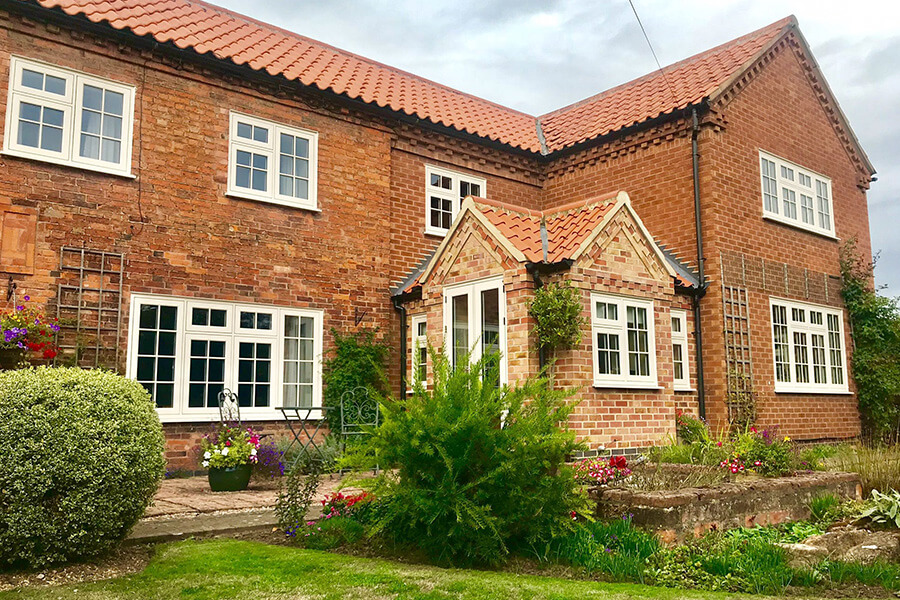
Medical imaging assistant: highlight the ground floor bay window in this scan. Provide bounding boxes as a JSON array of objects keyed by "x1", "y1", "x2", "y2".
[
  {"x1": 127, "y1": 294, "x2": 323, "y2": 421},
  {"x1": 769, "y1": 297, "x2": 849, "y2": 394},
  {"x1": 443, "y1": 277, "x2": 507, "y2": 385}
]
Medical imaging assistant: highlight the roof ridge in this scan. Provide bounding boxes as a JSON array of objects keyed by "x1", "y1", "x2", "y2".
[
  {"x1": 544, "y1": 192, "x2": 622, "y2": 218},
  {"x1": 170, "y1": 0, "x2": 538, "y2": 119},
  {"x1": 538, "y1": 15, "x2": 795, "y2": 120}
]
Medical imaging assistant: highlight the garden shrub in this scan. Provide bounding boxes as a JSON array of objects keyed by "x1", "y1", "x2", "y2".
[
  {"x1": 529, "y1": 281, "x2": 585, "y2": 353},
  {"x1": 276, "y1": 433, "x2": 342, "y2": 474},
  {"x1": 0, "y1": 367, "x2": 165, "y2": 568},
  {"x1": 292, "y1": 516, "x2": 365, "y2": 550},
  {"x1": 352, "y1": 351, "x2": 588, "y2": 566},
  {"x1": 322, "y1": 328, "x2": 389, "y2": 433},
  {"x1": 731, "y1": 426, "x2": 795, "y2": 476},
  {"x1": 276, "y1": 465, "x2": 322, "y2": 537},
  {"x1": 675, "y1": 410, "x2": 710, "y2": 444}
]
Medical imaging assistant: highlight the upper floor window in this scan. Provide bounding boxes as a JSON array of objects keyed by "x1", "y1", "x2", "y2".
[
  {"x1": 671, "y1": 309, "x2": 691, "y2": 390},
  {"x1": 591, "y1": 293, "x2": 658, "y2": 389},
  {"x1": 769, "y1": 298, "x2": 848, "y2": 394},
  {"x1": 425, "y1": 165, "x2": 486, "y2": 236},
  {"x1": 227, "y1": 112, "x2": 318, "y2": 210},
  {"x1": 3, "y1": 56, "x2": 134, "y2": 176},
  {"x1": 759, "y1": 151, "x2": 833, "y2": 237},
  {"x1": 128, "y1": 294, "x2": 323, "y2": 422}
]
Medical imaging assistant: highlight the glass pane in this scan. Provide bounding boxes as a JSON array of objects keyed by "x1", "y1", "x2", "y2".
[
  {"x1": 191, "y1": 339, "x2": 207, "y2": 356},
  {"x1": 239, "y1": 358, "x2": 253, "y2": 381},
  {"x1": 192, "y1": 308, "x2": 209, "y2": 326},
  {"x1": 298, "y1": 340, "x2": 314, "y2": 361},
  {"x1": 240, "y1": 311, "x2": 255, "y2": 328},
  {"x1": 236, "y1": 150, "x2": 251, "y2": 166},
  {"x1": 210, "y1": 341, "x2": 226, "y2": 357},
  {"x1": 236, "y1": 166, "x2": 251, "y2": 188},
  {"x1": 159, "y1": 306, "x2": 177, "y2": 330},
  {"x1": 237, "y1": 122, "x2": 252, "y2": 139},
  {"x1": 20, "y1": 102, "x2": 42, "y2": 122},
  {"x1": 452, "y1": 294, "x2": 468, "y2": 368},
  {"x1": 279, "y1": 154, "x2": 294, "y2": 176},
  {"x1": 189, "y1": 357, "x2": 206, "y2": 381},
  {"x1": 210, "y1": 309, "x2": 227, "y2": 327},
  {"x1": 299, "y1": 362, "x2": 313, "y2": 383},
  {"x1": 298, "y1": 385, "x2": 313, "y2": 407},
  {"x1": 257, "y1": 314, "x2": 272, "y2": 330},
  {"x1": 81, "y1": 110, "x2": 101, "y2": 134},
  {"x1": 104, "y1": 90, "x2": 124, "y2": 115},
  {"x1": 22, "y1": 69, "x2": 43, "y2": 90},
  {"x1": 255, "y1": 385, "x2": 270, "y2": 407},
  {"x1": 284, "y1": 362, "x2": 299, "y2": 384},
  {"x1": 279, "y1": 175, "x2": 293, "y2": 196},
  {"x1": 284, "y1": 339, "x2": 298, "y2": 360},
  {"x1": 284, "y1": 315, "x2": 299, "y2": 337},
  {"x1": 256, "y1": 360, "x2": 270, "y2": 381},
  {"x1": 82, "y1": 85, "x2": 103, "y2": 110},
  {"x1": 253, "y1": 126, "x2": 268, "y2": 143},
  {"x1": 252, "y1": 153, "x2": 267, "y2": 169},
  {"x1": 80, "y1": 133, "x2": 100, "y2": 159},
  {"x1": 158, "y1": 332, "x2": 176, "y2": 356},
  {"x1": 41, "y1": 125, "x2": 63, "y2": 152},
  {"x1": 136, "y1": 356, "x2": 155, "y2": 380},
  {"x1": 294, "y1": 178, "x2": 308, "y2": 199},
  {"x1": 294, "y1": 137, "x2": 308, "y2": 158},
  {"x1": 251, "y1": 168, "x2": 266, "y2": 191},
  {"x1": 188, "y1": 383, "x2": 205, "y2": 407},
  {"x1": 101, "y1": 139, "x2": 120, "y2": 163},
  {"x1": 299, "y1": 317, "x2": 314, "y2": 338},
  {"x1": 238, "y1": 384, "x2": 253, "y2": 407},
  {"x1": 239, "y1": 342, "x2": 254, "y2": 359},
  {"x1": 156, "y1": 357, "x2": 175, "y2": 381},
  {"x1": 295, "y1": 158, "x2": 308, "y2": 178},
  {"x1": 18, "y1": 120, "x2": 40, "y2": 148},
  {"x1": 139, "y1": 305, "x2": 158, "y2": 329},
  {"x1": 283, "y1": 385, "x2": 298, "y2": 407},
  {"x1": 209, "y1": 358, "x2": 225, "y2": 382},
  {"x1": 138, "y1": 330, "x2": 156, "y2": 355},
  {"x1": 280, "y1": 133, "x2": 293, "y2": 154},
  {"x1": 155, "y1": 383, "x2": 174, "y2": 408},
  {"x1": 103, "y1": 114, "x2": 122, "y2": 139}
]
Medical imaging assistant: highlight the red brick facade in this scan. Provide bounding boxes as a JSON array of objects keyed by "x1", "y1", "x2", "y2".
[{"x1": 0, "y1": 6, "x2": 874, "y2": 466}]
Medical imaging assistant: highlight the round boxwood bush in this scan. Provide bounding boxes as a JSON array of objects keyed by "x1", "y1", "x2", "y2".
[{"x1": 0, "y1": 367, "x2": 166, "y2": 567}]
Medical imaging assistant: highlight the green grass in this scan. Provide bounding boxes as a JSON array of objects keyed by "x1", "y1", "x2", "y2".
[
  {"x1": 826, "y1": 444, "x2": 900, "y2": 494},
  {"x1": 0, "y1": 538, "x2": 783, "y2": 600}
]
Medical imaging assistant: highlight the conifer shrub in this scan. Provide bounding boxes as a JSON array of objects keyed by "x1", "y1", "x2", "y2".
[
  {"x1": 353, "y1": 351, "x2": 588, "y2": 566},
  {"x1": 0, "y1": 367, "x2": 165, "y2": 568}
]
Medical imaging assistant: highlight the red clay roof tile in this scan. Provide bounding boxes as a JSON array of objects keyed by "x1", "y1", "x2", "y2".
[{"x1": 32, "y1": 0, "x2": 792, "y2": 154}]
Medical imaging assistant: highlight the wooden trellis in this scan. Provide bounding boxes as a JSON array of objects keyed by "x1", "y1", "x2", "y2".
[
  {"x1": 55, "y1": 247, "x2": 124, "y2": 369},
  {"x1": 720, "y1": 253, "x2": 755, "y2": 428}
]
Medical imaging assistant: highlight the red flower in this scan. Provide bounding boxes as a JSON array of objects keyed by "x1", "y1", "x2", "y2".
[{"x1": 609, "y1": 456, "x2": 628, "y2": 469}]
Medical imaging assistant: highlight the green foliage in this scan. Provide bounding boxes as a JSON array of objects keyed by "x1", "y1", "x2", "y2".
[
  {"x1": 529, "y1": 282, "x2": 586, "y2": 353},
  {"x1": 826, "y1": 444, "x2": 900, "y2": 494},
  {"x1": 652, "y1": 426, "x2": 798, "y2": 477},
  {"x1": 674, "y1": 411, "x2": 709, "y2": 444},
  {"x1": 859, "y1": 488, "x2": 900, "y2": 528},
  {"x1": 547, "y1": 517, "x2": 660, "y2": 583},
  {"x1": 797, "y1": 443, "x2": 840, "y2": 470},
  {"x1": 809, "y1": 559, "x2": 900, "y2": 591},
  {"x1": 648, "y1": 534, "x2": 794, "y2": 595},
  {"x1": 275, "y1": 466, "x2": 322, "y2": 537},
  {"x1": 808, "y1": 493, "x2": 842, "y2": 523},
  {"x1": 731, "y1": 427, "x2": 795, "y2": 476},
  {"x1": 723, "y1": 521, "x2": 826, "y2": 544},
  {"x1": 350, "y1": 350, "x2": 588, "y2": 566},
  {"x1": 292, "y1": 516, "x2": 365, "y2": 550},
  {"x1": 199, "y1": 424, "x2": 259, "y2": 469},
  {"x1": 840, "y1": 241, "x2": 900, "y2": 440},
  {"x1": 275, "y1": 434, "x2": 343, "y2": 474},
  {"x1": 0, "y1": 367, "x2": 165, "y2": 568},
  {"x1": 322, "y1": 328, "x2": 389, "y2": 432}
]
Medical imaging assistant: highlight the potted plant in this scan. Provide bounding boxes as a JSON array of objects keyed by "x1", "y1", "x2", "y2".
[
  {"x1": 200, "y1": 425, "x2": 260, "y2": 491},
  {"x1": 0, "y1": 295, "x2": 60, "y2": 369}
]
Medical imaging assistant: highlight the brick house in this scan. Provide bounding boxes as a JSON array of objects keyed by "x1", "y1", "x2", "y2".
[{"x1": 0, "y1": 1, "x2": 874, "y2": 467}]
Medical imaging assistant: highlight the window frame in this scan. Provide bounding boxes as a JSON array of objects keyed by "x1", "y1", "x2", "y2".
[
  {"x1": 3, "y1": 56, "x2": 135, "y2": 177},
  {"x1": 590, "y1": 292, "x2": 659, "y2": 389},
  {"x1": 424, "y1": 164, "x2": 487, "y2": 237},
  {"x1": 409, "y1": 314, "x2": 427, "y2": 391},
  {"x1": 226, "y1": 111, "x2": 319, "y2": 211},
  {"x1": 127, "y1": 293, "x2": 324, "y2": 422},
  {"x1": 442, "y1": 276, "x2": 508, "y2": 386},
  {"x1": 768, "y1": 297, "x2": 850, "y2": 394},
  {"x1": 671, "y1": 309, "x2": 691, "y2": 391},
  {"x1": 759, "y1": 150, "x2": 835, "y2": 238}
]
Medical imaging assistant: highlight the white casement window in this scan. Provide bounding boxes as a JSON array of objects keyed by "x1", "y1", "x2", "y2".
[
  {"x1": 769, "y1": 298, "x2": 849, "y2": 394},
  {"x1": 127, "y1": 294, "x2": 323, "y2": 422},
  {"x1": 3, "y1": 56, "x2": 134, "y2": 176},
  {"x1": 227, "y1": 112, "x2": 318, "y2": 210},
  {"x1": 409, "y1": 314, "x2": 427, "y2": 390},
  {"x1": 425, "y1": 165, "x2": 486, "y2": 236},
  {"x1": 443, "y1": 277, "x2": 507, "y2": 385},
  {"x1": 759, "y1": 150, "x2": 834, "y2": 237},
  {"x1": 591, "y1": 293, "x2": 658, "y2": 389},
  {"x1": 671, "y1": 309, "x2": 691, "y2": 390}
]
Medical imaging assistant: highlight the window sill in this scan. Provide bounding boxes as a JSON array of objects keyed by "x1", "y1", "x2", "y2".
[
  {"x1": 592, "y1": 381, "x2": 662, "y2": 391},
  {"x1": 424, "y1": 227, "x2": 448, "y2": 238},
  {"x1": 762, "y1": 214, "x2": 838, "y2": 241},
  {"x1": 773, "y1": 386, "x2": 853, "y2": 396},
  {"x1": 156, "y1": 410, "x2": 323, "y2": 423},
  {"x1": 674, "y1": 387, "x2": 696, "y2": 393},
  {"x1": 1, "y1": 148, "x2": 136, "y2": 179},
  {"x1": 225, "y1": 191, "x2": 321, "y2": 212}
]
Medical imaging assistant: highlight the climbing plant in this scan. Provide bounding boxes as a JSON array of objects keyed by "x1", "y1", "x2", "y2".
[
  {"x1": 840, "y1": 240, "x2": 900, "y2": 441},
  {"x1": 529, "y1": 281, "x2": 586, "y2": 355},
  {"x1": 322, "y1": 328, "x2": 389, "y2": 433}
]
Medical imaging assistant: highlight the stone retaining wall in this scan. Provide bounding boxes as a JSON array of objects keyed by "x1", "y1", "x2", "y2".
[{"x1": 593, "y1": 471, "x2": 862, "y2": 544}]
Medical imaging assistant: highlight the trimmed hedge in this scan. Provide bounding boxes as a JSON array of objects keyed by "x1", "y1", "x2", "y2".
[{"x1": 0, "y1": 367, "x2": 165, "y2": 567}]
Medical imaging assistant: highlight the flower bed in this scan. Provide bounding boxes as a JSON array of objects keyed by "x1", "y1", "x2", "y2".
[{"x1": 592, "y1": 469, "x2": 862, "y2": 543}]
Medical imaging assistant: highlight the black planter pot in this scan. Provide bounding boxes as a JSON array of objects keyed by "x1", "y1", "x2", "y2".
[
  {"x1": 0, "y1": 348, "x2": 24, "y2": 370},
  {"x1": 207, "y1": 464, "x2": 252, "y2": 492}
]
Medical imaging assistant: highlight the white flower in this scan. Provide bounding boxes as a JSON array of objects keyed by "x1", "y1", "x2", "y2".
[
  {"x1": 203, "y1": 451, "x2": 212, "y2": 460},
  {"x1": 202, "y1": 460, "x2": 209, "y2": 468},
  {"x1": 221, "y1": 447, "x2": 229, "y2": 456},
  {"x1": 250, "y1": 449, "x2": 257, "y2": 456},
  {"x1": 214, "y1": 449, "x2": 221, "y2": 454}
]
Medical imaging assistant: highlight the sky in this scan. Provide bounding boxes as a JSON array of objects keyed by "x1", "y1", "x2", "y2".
[{"x1": 213, "y1": 0, "x2": 900, "y2": 293}]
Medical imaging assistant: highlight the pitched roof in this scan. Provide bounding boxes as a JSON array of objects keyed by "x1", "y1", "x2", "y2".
[
  {"x1": 32, "y1": 0, "x2": 794, "y2": 154},
  {"x1": 399, "y1": 192, "x2": 687, "y2": 295}
]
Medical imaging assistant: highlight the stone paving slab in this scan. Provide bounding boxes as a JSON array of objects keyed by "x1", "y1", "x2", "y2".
[{"x1": 131, "y1": 473, "x2": 371, "y2": 542}]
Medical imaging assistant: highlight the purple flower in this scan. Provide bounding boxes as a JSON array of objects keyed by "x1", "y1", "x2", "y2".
[
  {"x1": 15, "y1": 306, "x2": 24, "y2": 312},
  {"x1": 23, "y1": 296, "x2": 29, "y2": 301},
  {"x1": 50, "y1": 324, "x2": 60, "y2": 332}
]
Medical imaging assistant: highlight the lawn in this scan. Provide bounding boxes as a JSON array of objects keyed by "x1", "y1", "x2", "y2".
[{"x1": 0, "y1": 538, "x2": 786, "y2": 600}]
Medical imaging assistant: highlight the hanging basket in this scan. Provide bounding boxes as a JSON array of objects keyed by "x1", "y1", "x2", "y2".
[{"x1": 207, "y1": 464, "x2": 252, "y2": 492}]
